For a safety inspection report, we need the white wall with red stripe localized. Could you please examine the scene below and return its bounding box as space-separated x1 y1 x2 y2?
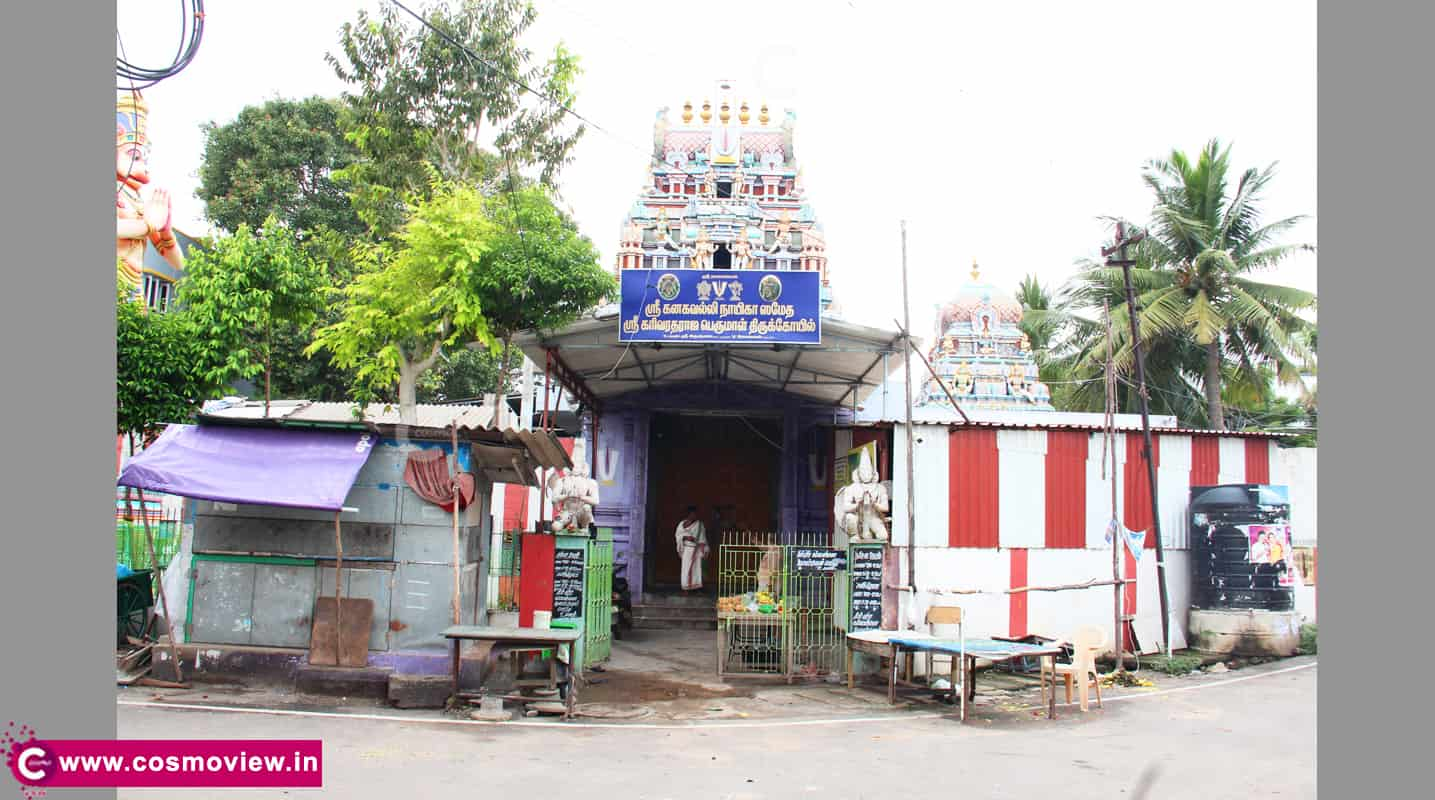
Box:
890 424 1316 656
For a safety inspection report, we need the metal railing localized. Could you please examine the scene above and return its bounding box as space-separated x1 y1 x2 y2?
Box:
487 530 523 613
716 531 841 681
115 491 181 571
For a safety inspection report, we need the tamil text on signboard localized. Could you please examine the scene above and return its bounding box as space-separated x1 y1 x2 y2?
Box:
793 547 847 573
553 547 585 620
619 268 821 344
849 545 884 631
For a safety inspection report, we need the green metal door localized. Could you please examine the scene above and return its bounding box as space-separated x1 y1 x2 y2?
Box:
584 530 613 668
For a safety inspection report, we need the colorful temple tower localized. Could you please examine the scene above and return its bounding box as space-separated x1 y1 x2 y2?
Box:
614 81 833 310
920 261 1054 411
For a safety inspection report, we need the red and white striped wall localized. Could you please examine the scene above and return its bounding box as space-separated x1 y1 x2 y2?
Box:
891 424 1311 653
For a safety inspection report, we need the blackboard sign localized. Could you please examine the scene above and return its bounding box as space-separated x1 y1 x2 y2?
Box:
849 545 884 631
794 548 847 572
553 547 585 620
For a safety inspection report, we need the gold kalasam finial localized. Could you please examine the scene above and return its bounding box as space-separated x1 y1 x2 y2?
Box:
739 101 750 125
682 101 693 124
971 258 980 281
701 100 712 123
719 100 731 124
759 103 770 125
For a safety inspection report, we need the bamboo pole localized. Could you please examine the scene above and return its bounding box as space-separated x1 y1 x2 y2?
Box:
333 510 343 661
134 485 183 683
451 423 462 625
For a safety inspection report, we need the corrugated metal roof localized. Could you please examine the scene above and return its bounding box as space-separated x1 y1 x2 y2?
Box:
940 419 1292 439
197 400 574 478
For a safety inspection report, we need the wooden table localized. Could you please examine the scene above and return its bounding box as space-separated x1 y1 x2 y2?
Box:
441 625 582 721
716 611 788 679
845 630 934 690
886 637 1066 722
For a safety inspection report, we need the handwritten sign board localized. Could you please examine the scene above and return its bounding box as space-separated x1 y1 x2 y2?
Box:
794 548 847 573
849 544 884 632
619 268 821 344
552 547 585 620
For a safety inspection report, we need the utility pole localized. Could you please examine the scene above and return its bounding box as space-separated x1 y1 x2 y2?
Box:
1103 301 1124 671
1102 222 1173 657
900 220 918 629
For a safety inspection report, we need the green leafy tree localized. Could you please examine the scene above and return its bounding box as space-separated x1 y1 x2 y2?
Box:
196 97 362 237
416 346 519 404
178 219 328 415
116 279 221 440
467 186 612 415
327 0 584 236
308 181 497 423
1062 140 1316 429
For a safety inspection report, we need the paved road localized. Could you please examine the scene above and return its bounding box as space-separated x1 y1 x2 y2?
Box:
117 660 1316 799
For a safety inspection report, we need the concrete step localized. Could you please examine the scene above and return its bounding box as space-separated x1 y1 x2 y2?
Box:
630 615 717 631
632 604 715 619
640 593 718 607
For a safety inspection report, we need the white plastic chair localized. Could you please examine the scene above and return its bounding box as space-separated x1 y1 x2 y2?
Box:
1042 625 1106 711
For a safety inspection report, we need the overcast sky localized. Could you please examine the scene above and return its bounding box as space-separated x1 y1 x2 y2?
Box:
118 0 1316 335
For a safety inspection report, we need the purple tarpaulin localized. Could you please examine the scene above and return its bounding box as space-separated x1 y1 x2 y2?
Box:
117 424 375 511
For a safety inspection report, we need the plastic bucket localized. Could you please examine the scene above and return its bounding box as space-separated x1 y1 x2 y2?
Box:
532 611 552 630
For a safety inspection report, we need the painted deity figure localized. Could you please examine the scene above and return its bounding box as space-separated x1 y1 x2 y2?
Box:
693 228 716 269
772 210 793 253
547 441 599 533
702 169 717 197
953 360 975 395
116 91 183 299
732 167 746 197
834 449 889 542
731 227 753 269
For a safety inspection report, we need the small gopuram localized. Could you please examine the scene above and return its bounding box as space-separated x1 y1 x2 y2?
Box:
920 261 1054 412
613 80 833 310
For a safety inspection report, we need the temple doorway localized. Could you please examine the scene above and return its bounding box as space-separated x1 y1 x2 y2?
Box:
712 244 732 269
643 411 781 594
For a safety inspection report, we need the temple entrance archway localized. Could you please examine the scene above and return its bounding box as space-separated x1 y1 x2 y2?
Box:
644 411 780 594
712 244 732 269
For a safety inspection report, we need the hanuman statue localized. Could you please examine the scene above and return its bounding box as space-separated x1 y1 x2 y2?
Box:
116 91 184 301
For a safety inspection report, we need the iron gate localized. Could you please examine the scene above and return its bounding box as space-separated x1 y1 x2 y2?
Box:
584 532 613 668
716 531 841 681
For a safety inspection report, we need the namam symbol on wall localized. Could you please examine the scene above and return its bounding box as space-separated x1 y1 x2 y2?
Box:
598 447 621 487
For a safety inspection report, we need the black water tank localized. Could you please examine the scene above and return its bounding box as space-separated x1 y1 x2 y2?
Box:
1189 484 1294 611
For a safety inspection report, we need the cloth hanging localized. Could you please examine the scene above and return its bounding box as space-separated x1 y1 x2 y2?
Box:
403 449 475 512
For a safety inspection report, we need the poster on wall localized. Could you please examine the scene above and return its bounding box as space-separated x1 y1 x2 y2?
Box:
1292 546 1317 586
1245 524 1295 587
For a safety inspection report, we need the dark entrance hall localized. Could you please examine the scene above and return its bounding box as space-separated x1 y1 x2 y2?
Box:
644 411 781 593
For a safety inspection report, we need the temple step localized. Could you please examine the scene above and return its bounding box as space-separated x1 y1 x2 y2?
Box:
631 603 717 630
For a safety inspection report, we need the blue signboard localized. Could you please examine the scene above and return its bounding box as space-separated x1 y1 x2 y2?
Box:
619 268 822 344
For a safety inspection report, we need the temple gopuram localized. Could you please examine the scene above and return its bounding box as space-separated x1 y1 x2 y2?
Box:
920 261 1054 412
613 81 833 311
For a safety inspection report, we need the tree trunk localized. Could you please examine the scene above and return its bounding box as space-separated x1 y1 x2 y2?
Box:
1205 338 1224 430
397 340 445 427
397 366 418 426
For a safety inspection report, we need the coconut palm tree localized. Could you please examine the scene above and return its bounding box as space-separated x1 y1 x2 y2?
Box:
1062 139 1316 429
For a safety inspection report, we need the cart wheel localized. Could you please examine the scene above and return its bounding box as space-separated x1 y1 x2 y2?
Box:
117 583 150 643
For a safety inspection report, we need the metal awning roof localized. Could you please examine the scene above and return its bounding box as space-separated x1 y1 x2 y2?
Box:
196 399 572 486
511 307 906 409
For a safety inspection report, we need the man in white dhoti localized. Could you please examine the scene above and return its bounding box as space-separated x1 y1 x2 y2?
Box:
675 505 709 592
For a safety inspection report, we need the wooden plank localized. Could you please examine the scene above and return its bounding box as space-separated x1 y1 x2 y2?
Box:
310 597 374 666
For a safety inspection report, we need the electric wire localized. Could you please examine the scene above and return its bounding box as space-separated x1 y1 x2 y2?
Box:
116 1 205 90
